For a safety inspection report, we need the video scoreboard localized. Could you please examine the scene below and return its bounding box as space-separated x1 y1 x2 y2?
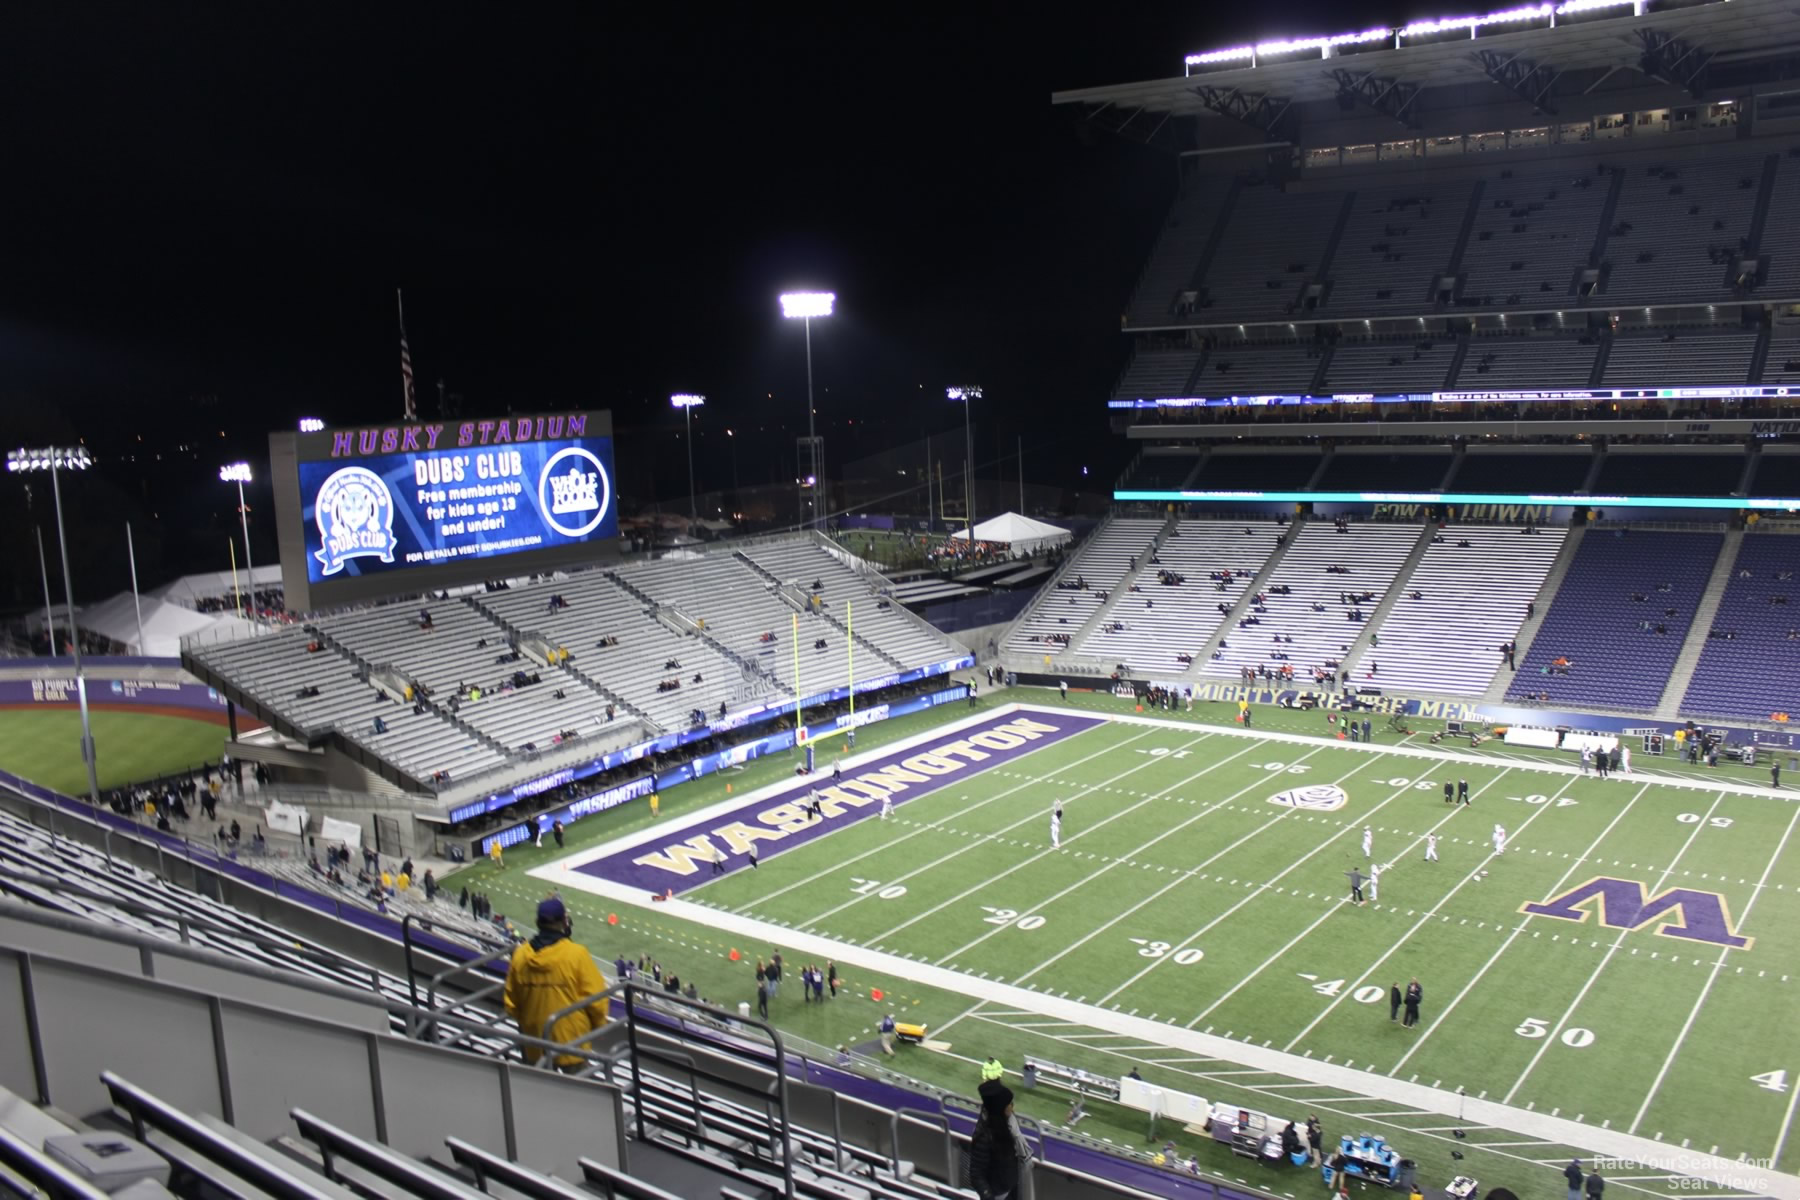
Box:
271 411 619 610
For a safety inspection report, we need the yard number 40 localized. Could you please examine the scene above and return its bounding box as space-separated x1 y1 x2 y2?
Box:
1750 1070 1788 1092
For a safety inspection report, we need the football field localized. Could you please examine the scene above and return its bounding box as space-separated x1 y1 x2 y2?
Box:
541 703 1800 1197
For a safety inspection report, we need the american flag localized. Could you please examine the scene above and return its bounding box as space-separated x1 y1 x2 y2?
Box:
398 288 418 421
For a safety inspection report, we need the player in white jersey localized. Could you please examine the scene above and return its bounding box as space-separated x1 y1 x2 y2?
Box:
880 792 893 820
1492 823 1507 855
1368 862 1383 901
1425 833 1438 862
1051 805 1063 849
1361 825 1373 859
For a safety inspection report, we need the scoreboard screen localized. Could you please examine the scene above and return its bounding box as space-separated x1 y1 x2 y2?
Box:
272 411 618 609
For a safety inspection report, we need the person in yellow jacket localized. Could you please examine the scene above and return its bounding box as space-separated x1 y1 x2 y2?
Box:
504 896 610 1069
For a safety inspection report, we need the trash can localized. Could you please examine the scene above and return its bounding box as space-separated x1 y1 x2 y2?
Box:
739 1001 751 1019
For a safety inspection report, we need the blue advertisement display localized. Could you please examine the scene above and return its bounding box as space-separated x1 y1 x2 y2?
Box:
298 434 617 583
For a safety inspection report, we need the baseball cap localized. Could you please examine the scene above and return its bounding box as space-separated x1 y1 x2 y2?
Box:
537 897 566 924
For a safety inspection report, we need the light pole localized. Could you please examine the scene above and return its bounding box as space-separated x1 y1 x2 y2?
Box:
670 395 705 528
780 291 834 529
8 446 101 805
947 386 982 536
220 462 256 620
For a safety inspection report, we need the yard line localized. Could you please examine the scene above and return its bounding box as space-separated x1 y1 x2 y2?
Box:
1203 768 1515 1033
1500 791 1725 1104
852 735 1266 945
1630 797 1800 1135
931 741 1344 965
1281 773 1576 1043
1388 780 1652 1076
997 750 1385 988
1775 1079 1800 1177
1091 766 1456 1008
732 724 1166 914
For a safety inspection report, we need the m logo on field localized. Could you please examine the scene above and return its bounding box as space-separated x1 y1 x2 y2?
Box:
1268 784 1348 812
1521 876 1752 949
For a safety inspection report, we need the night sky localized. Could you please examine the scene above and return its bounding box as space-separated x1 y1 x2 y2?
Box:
0 1 1388 602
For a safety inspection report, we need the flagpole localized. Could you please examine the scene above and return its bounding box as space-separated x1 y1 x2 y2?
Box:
397 288 417 421
846 600 855 740
126 523 145 653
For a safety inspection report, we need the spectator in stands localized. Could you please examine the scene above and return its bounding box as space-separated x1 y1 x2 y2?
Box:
418 608 433 631
968 1080 1027 1200
504 897 610 1070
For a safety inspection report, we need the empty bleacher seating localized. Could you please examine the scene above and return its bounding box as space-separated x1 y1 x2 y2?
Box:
1357 527 1567 696
1326 181 1475 315
1678 534 1800 721
1114 346 1203 400
1127 176 1233 326
1076 521 1285 671
1601 330 1755 386
1197 341 1324 395
1508 530 1722 710
1600 154 1763 306
1005 518 1162 658
1459 166 1606 308
1202 521 1424 683
1317 340 1453 393
1192 184 1344 322
1459 335 1598 389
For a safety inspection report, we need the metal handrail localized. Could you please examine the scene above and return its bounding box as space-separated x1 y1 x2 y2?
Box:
621 984 796 1200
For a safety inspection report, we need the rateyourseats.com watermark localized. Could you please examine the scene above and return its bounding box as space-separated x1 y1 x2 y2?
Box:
1588 1155 1775 1191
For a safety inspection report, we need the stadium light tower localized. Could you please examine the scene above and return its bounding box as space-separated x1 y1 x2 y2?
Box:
670 394 705 526
219 462 256 620
780 291 833 529
947 387 982 536
7 446 101 805
298 417 325 433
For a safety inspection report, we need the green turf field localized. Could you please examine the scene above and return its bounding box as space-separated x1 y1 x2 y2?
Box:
0 708 227 794
457 693 1797 1200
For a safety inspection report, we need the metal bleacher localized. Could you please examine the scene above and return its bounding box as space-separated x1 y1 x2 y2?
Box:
1601 330 1756 386
1353 526 1568 697
1004 518 1164 658
1599 154 1765 306
1201 521 1423 683
738 538 965 669
1076 521 1285 672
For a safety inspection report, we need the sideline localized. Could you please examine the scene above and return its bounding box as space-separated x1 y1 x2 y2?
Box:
531 701 1800 1199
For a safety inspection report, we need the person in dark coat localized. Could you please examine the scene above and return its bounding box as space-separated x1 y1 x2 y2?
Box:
1564 1158 1585 1200
967 1080 1023 1200
1389 983 1403 1022
1585 1167 1605 1200
1403 978 1422 1027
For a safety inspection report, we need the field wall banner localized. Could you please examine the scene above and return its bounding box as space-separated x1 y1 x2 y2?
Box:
0 661 230 721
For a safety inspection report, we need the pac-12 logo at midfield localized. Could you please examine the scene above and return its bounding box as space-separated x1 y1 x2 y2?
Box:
313 466 397 575
537 446 612 538
1268 784 1348 812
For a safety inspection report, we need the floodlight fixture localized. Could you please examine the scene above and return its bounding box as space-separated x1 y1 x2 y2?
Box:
10 444 99 803
220 462 257 620
298 417 325 432
947 388 981 532
779 291 834 528
8 447 92 473
780 292 835 319
671 395 706 523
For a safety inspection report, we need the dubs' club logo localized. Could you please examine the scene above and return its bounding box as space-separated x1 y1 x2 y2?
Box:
313 466 397 576
1268 784 1348 812
538 446 612 538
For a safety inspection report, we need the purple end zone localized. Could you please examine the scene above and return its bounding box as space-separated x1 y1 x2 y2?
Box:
580 709 1104 894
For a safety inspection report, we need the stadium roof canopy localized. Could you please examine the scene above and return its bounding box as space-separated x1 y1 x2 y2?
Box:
1051 0 1793 126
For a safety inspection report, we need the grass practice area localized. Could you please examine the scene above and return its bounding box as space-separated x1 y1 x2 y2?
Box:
0 707 227 795
459 692 1800 1200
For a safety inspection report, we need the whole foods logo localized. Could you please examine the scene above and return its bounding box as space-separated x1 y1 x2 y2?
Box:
537 446 612 538
313 466 397 575
1268 784 1348 812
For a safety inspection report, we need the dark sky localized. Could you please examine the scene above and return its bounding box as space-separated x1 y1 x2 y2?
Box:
0 1 1390 600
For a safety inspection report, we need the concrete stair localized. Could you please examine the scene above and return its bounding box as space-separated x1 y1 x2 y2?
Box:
1483 524 1585 703
1655 528 1744 719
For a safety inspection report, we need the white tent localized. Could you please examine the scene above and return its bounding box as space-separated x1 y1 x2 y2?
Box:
950 512 1071 555
79 593 257 657
150 565 283 607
